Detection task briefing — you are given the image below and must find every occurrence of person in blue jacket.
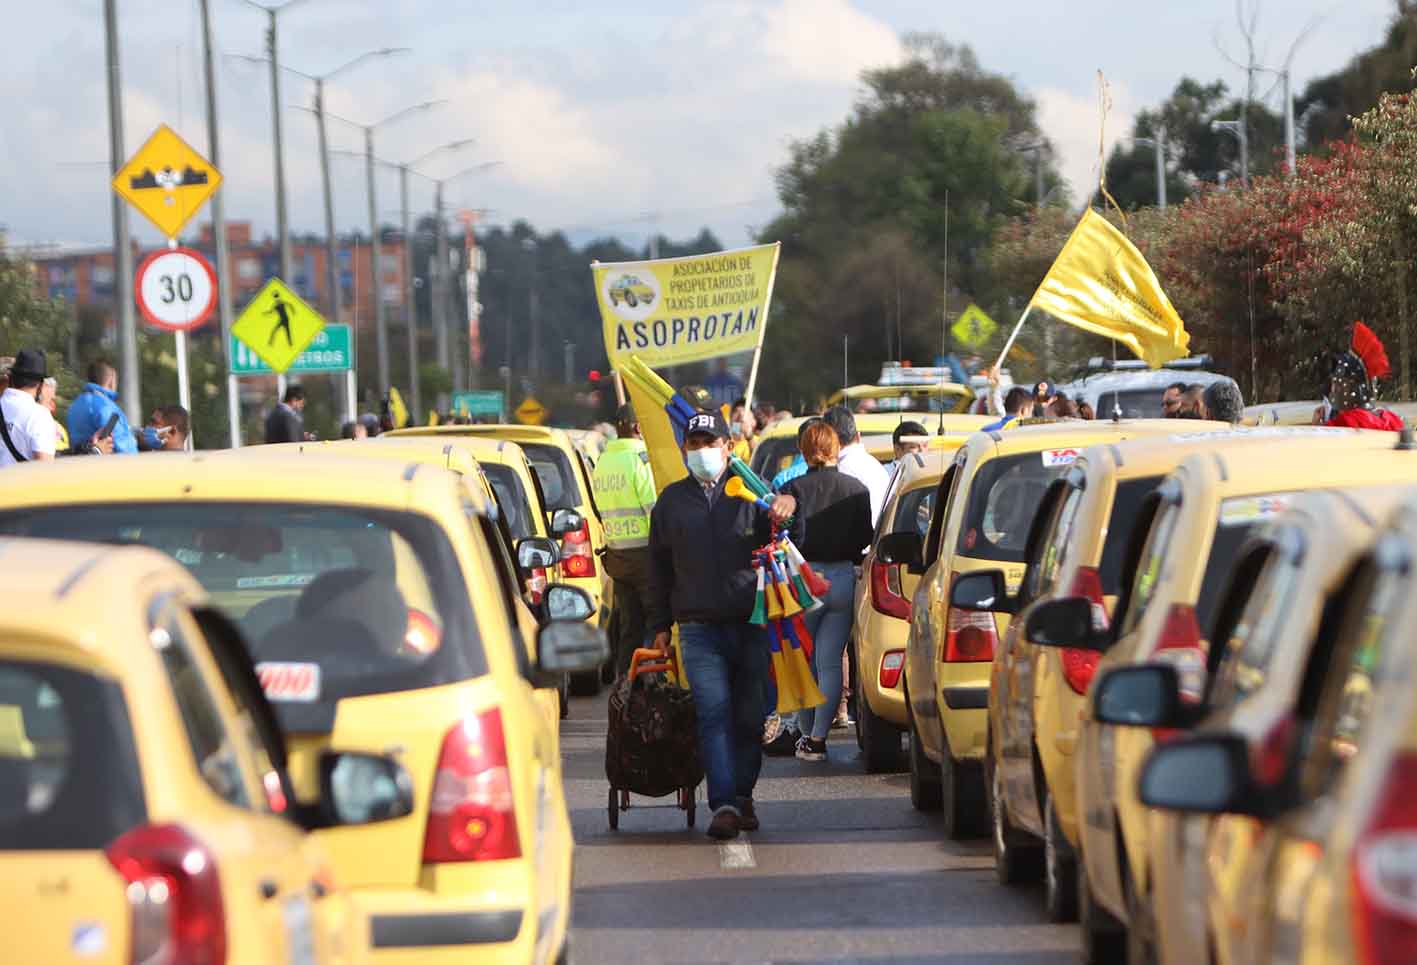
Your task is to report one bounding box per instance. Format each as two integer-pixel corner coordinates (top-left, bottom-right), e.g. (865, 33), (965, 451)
(67, 360), (137, 454)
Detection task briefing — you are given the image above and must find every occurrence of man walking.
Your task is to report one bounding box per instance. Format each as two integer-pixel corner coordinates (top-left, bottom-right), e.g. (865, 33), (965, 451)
(0, 350), (60, 465)
(823, 406), (890, 525)
(648, 409), (798, 840)
(265, 385), (306, 443)
(68, 359), (138, 454)
(593, 404), (658, 675)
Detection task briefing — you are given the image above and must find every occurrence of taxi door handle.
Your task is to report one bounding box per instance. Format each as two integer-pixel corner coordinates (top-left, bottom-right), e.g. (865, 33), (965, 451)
(259, 878), (279, 901)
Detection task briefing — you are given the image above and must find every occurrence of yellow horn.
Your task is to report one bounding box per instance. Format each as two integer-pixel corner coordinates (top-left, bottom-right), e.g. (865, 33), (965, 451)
(725, 476), (754, 502)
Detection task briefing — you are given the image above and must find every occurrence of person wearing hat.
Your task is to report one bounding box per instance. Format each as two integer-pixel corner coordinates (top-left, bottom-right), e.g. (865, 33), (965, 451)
(647, 408), (799, 840)
(592, 403), (659, 675)
(0, 349), (61, 465)
(1033, 380), (1057, 410)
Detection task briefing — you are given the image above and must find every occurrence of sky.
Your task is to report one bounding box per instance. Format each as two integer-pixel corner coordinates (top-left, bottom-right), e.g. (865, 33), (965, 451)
(1, 0), (1398, 253)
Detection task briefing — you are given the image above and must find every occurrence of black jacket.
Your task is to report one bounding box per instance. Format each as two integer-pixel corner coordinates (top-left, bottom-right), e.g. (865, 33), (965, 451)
(647, 472), (803, 632)
(265, 404), (303, 444)
(782, 466), (873, 564)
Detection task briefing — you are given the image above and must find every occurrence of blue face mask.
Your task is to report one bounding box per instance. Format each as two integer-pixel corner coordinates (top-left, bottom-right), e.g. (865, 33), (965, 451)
(141, 427), (162, 449)
(685, 445), (724, 483)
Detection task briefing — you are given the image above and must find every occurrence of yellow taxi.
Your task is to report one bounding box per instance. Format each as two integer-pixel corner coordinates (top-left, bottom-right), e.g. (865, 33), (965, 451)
(878, 418), (1225, 839)
(0, 538), (414, 964)
(853, 446), (974, 772)
(826, 383), (977, 415)
(1135, 486), (1417, 965)
(0, 452), (608, 965)
(749, 413), (991, 482)
(959, 428), (1371, 923)
(388, 424), (613, 691)
(1026, 431), (1417, 964)
(1093, 484), (1413, 965)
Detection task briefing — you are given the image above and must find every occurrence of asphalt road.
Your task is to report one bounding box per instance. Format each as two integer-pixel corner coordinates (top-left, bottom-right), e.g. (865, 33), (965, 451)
(562, 695), (1077, 964)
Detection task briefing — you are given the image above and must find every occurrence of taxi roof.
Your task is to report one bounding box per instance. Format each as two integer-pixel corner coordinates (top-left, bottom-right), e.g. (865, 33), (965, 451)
(388, 423), (574, 449)
(758, 412), (991, 440)
(1175, 430), (1417, 500)
(890, 449), (955, 490)
(1260, 484), (1417, 557)
(1079, 425), (1387, 479)
(0, 539), (198, 668)
(828, 383), (974, 401)
(0, 451), (467, 515)
(960, 417), (1229, 463)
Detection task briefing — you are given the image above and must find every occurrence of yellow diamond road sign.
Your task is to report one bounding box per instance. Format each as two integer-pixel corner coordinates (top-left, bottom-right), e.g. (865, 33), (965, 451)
(112, 124), (222, 240)
(515, 396), (548, 426)
(231, 279), (327, 374)
(952, 303), (998, 349)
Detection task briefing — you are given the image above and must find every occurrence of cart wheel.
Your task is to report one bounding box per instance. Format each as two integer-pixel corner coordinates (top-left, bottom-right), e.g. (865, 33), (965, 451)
(607, 787), (619, 831)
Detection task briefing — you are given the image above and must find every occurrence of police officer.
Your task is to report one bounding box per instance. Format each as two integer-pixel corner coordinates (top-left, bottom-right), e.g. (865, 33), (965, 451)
(592, 404), (659, 674)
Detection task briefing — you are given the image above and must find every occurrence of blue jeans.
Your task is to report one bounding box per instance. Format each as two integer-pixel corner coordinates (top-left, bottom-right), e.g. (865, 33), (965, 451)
(679, 622), (769, 812)
(797, 561), (857, 741)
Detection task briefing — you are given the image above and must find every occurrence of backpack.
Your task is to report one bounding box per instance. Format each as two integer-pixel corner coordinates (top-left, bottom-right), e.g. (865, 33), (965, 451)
(605, 666), (702, 798)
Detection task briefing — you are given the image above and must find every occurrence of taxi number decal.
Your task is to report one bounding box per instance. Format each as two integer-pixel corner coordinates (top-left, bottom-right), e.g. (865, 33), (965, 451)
(256, 662), (321, 702)
(1041, 448), (1080, 467)
(1219, 493), (1297, 526)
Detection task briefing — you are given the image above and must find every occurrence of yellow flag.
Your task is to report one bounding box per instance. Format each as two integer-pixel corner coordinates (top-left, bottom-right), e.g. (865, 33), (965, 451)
(1029, 209), (1189, 368)
(388, 387), (410, 428)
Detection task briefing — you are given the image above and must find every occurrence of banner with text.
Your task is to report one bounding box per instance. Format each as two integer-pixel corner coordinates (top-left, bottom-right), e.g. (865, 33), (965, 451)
(594, 243), (780, 367)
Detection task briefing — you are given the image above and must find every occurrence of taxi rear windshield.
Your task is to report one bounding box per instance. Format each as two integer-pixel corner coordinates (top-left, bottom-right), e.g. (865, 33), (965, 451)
(957, 452), (1073, 563)
(1094, 389), (1165, 419)
(482, 464), (537, 538)
(520, 442), (582, 511)
(0, 504), (486, 734)
(0, 659), (145, 850)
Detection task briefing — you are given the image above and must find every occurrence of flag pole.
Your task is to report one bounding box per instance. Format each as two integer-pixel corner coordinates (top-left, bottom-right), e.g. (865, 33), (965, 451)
(992, 305), (1033, 375)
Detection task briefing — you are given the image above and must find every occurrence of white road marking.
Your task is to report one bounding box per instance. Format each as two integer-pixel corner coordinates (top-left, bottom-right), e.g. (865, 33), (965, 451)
(718, 837), (756, 870)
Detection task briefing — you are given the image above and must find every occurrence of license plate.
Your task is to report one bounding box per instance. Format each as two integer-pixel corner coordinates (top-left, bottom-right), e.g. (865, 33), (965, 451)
(283, 894), (316, 965)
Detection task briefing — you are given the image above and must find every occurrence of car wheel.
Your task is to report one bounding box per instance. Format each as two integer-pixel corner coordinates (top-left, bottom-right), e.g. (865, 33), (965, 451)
(908, 722), (942, 812)
(941, 749), (986, 840)
(989, 751), (1041, 881)
(1079, 853), (1126, 965)
(558, 674), (570, 719)
(626, 291), (638, 308)
(569, 670), (602, 697)
(858, 685), (905, 773)
(1043, 788), (1079, 922)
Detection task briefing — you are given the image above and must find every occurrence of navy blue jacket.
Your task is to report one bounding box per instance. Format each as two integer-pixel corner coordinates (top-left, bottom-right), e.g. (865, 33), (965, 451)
(647, 472), (803, 632)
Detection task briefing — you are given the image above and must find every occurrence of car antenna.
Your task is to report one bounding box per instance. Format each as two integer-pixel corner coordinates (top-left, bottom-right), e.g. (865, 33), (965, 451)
(1110, 339), (1123, 422)
(939, 192), (949, 437)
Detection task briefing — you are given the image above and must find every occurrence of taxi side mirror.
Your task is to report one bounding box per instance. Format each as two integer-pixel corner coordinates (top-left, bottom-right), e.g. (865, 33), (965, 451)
(545, 583), (595, 622)
(876, 532), (924, 574)
(1025, 597), (1109, 651)
(318, 751), (415, 826)
(950, 570), (1017, 615)
(550, 508), (584, 537)
(1093, 664), (1204, 728)
(1138, 734), (1269, 816)
(536, 620), (609, 685)
(517, 536), (560, 572)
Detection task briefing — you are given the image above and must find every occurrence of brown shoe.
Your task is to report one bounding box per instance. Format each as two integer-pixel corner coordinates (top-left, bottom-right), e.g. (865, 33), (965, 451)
(737, 797), (759, 832)
(707, 806), (741, 840)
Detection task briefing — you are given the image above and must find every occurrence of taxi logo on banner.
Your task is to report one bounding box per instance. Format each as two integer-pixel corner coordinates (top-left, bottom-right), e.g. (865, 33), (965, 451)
(112, 124), (222, 240)
(605, 272), (660, 319)
(231, 278), (327, 374)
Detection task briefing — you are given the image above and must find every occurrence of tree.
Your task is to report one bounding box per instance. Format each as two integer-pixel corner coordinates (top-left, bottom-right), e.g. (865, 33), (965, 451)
(1299, 3), (1417, 146)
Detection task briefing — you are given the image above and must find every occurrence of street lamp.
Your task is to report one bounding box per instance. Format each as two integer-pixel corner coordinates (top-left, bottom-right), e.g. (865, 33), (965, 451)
(303, 99), (444, 395)
(1133, 125), (1168, 209)
(429, 162), (501, 395)
(1211, 118), (1249, 189)
(1255, 65), (1297, 176)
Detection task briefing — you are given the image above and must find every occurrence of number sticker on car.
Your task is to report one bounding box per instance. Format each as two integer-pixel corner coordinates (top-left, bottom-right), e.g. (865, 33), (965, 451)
(256, 662), (321, 703)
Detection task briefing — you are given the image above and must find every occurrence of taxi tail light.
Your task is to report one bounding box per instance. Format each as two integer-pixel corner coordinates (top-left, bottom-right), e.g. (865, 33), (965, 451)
(878, 650), (906, 690)
(558, 519), (596, 579)
(525, 569), (548, 606)
(944, 574), (996, 662)
(1149, 603), (1205, 740)
(403, 608), (442, 655)
(1352, 752), (1417, 965)
(870, 560), (912, 621)
(1061, 566), (1106, 695)
(423, 707), (522, 864)
(105, 823), (226, 965)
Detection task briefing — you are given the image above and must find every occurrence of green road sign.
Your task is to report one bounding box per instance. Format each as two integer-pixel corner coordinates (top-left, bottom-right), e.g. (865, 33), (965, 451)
(452, 390), (505, 418)
(230, 324), (351, 375)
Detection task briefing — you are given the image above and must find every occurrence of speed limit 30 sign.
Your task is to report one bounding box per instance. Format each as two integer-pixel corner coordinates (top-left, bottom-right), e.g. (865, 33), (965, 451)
(135, 246), (217, 331)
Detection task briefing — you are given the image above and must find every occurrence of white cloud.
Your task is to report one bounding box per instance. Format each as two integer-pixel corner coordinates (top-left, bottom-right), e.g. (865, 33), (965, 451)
(1035, 80), (1138, 208)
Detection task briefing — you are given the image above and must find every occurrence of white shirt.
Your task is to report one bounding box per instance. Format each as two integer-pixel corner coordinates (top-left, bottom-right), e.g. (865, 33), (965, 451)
(838, 441), (890, 525)
(0, 387), (58, 465)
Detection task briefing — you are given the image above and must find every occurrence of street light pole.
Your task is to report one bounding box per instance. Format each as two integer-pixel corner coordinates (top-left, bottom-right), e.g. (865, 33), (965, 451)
(363, 127), (386, 392)
(400, 165), (419, 419)
(103, 0), (140, 425)
(313, 79), (339, 328)
(1134, 126), (1168, 209)
(198, 0), (238, 446)
(433, 181), (450, 400)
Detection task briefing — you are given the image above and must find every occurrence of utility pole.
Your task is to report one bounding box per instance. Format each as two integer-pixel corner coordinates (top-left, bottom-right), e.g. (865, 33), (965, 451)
(433, 181), (450, 410)
(103, 0), (140, 425)
(266, 11), (292, 282)
(313, 79), (340, 327)
(400, 165), (420, 419)
(198, 0), (238, 446)
(363, 127), (387, 392)
(1134, 125), (1168, 209)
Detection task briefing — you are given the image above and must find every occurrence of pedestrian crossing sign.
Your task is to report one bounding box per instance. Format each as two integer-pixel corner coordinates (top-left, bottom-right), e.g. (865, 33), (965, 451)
(231, 278), (327, 374)
(951, 303), (998, 349)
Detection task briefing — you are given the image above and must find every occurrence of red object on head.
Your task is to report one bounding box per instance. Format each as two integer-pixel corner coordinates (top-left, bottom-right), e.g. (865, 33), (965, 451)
(1353, 322), (1392, 380)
